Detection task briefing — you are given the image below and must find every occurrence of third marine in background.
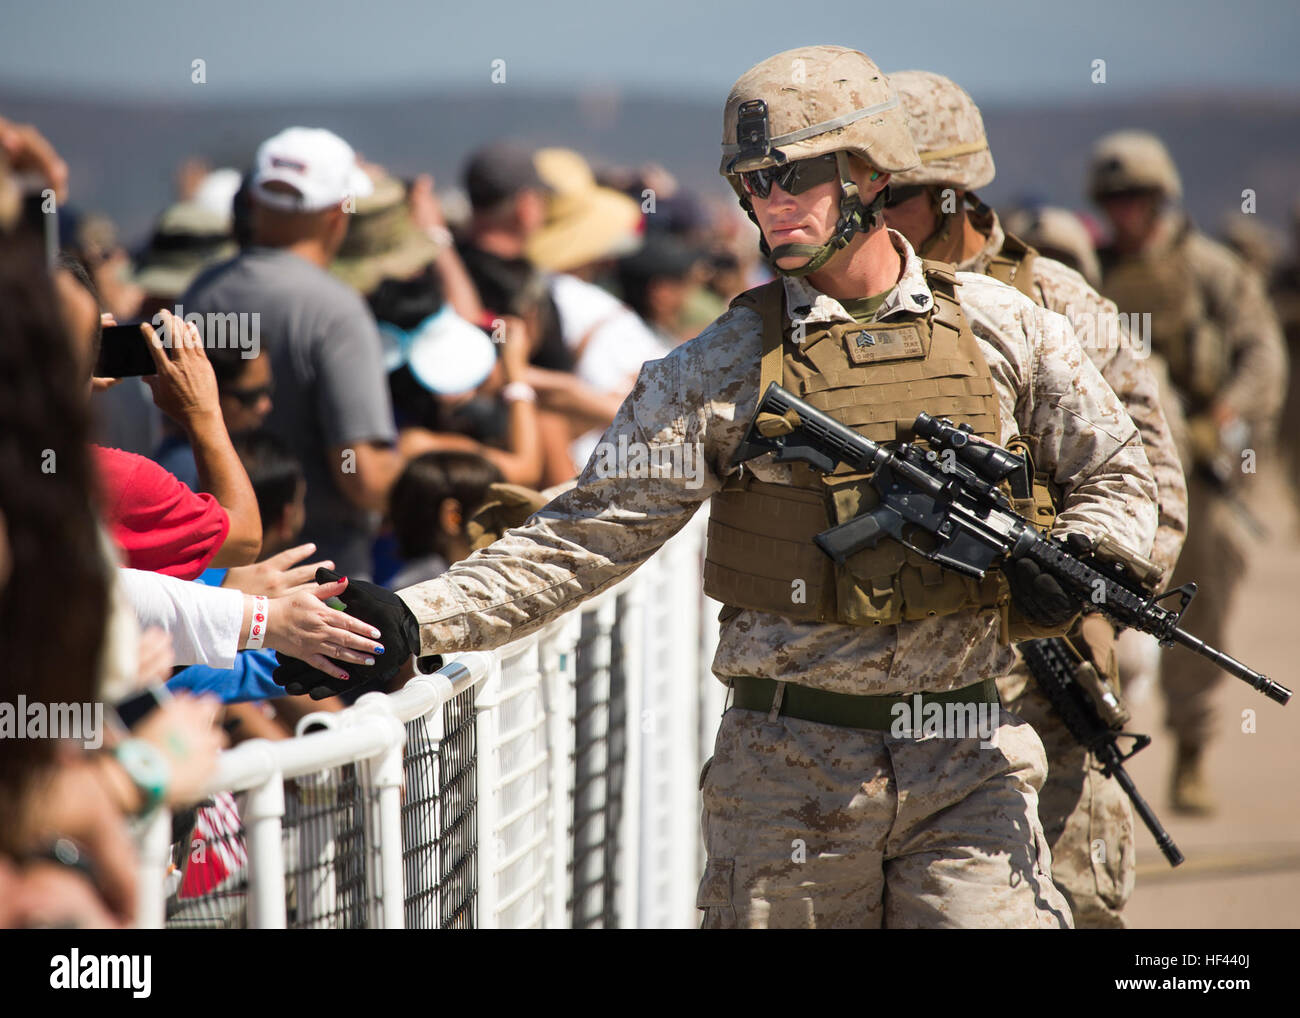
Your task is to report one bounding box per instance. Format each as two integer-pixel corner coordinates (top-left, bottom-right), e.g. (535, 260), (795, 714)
(1087, 130), (1287, 815)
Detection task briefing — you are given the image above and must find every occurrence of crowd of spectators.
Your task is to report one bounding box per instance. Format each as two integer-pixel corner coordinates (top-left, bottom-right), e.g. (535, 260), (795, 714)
(0, 112), (762, 927)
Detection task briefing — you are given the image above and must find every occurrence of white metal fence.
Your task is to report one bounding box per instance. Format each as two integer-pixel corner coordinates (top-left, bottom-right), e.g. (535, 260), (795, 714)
(137, 510), (726, 929)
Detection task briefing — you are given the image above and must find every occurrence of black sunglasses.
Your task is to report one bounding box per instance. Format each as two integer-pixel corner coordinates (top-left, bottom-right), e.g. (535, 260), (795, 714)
(226, 383), (273, 408)
(739, 153), (840, 200)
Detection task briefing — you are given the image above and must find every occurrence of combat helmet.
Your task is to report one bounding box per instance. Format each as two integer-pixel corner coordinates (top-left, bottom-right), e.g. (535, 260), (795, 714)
(885, 69), (995, 256)
(1088, 130), (1183, 202)
(888, 70), (995, 193)
(720, 45), (919, 275)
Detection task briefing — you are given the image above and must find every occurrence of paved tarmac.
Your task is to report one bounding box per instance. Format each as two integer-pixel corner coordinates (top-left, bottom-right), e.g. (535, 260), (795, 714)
(1122, 466), (1300, 929)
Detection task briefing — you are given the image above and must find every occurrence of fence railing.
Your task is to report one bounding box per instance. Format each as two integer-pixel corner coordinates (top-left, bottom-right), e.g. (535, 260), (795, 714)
(136, 509), (726, 929)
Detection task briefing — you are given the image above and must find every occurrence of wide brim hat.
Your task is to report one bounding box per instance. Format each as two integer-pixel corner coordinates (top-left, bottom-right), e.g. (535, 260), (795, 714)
(380, 304), (497, 397)
(132, 201), (237, 299)
(526, 148), (643, 272)
(332, 175), (442, 295)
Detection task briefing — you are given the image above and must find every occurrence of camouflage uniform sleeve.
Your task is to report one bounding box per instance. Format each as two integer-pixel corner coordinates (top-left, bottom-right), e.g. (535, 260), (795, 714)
(395, 321), (742, 656)
(1035, 258), (1187, 583)
(1014, 296), (1159, 557)
(1139, 355), (1191, 583)
(1190, 233), (1288, 432)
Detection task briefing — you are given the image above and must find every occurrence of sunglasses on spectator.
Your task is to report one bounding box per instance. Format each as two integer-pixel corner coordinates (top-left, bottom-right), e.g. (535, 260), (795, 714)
(226, 384), (273, 408)
(739, 153), (840, 200)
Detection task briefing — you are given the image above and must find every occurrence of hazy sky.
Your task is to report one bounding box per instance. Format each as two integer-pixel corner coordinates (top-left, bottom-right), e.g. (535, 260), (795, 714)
(5, 0), (1299, 104)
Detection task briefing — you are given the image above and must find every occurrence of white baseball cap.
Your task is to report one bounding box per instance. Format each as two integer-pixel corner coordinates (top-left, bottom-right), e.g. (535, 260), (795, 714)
(251, 127), (374, 212)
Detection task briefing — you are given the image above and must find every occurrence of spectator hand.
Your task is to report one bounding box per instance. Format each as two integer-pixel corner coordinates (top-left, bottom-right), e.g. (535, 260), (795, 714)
(408, 172), (448, 234)
(136, 627), (175, 684)
(90, 312), (124, 392)
(7, 857), (126, 929)
(265, 575), (392, 696)
(132, 693), (226, 806)
(222, 543), (336, 597)
(273, 568), (419, 701)
(500, 315), (531, 382)
(141, 310), (222, 429)
(29, 759), (141, 923)
(0, 116), (69, 201)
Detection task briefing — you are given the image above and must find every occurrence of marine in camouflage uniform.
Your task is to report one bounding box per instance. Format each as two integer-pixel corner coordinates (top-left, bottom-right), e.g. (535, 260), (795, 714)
(882, 71), (1188, 928)
(1089, 130), (1287, 814)
(1268, 201), (1300, 504)
(393, 47), (1157, 928)
(1003, 206), (1195, 715)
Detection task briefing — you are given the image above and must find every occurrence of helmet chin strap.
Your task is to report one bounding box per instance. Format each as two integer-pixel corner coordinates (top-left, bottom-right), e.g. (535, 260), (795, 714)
(746, 152), (886, 278)
(917, 186), (971, 260)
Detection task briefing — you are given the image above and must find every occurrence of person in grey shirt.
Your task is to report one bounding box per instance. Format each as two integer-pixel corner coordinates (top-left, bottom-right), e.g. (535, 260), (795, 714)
(182, 128), (400, 577)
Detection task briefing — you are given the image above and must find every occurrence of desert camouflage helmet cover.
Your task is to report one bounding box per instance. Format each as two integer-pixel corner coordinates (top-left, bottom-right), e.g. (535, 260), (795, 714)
(1004, 205), (1102, 287)
(719, 45), (919, 185)
(887, 70), (995, 192)
(1088, 129), (1183, 201)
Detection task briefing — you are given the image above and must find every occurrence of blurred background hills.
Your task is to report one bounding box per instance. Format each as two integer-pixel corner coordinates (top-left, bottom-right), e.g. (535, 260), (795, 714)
(3, 84), (1296, 248)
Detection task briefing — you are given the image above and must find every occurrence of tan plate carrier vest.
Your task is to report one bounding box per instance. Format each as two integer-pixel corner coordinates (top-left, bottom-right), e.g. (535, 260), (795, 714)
(1099, 223), (1227, 412)
(703, 262), (1058, 634)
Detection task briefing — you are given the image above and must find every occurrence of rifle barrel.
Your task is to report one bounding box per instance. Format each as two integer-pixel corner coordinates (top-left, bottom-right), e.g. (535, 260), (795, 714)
(1168, 627), (1292, 705)
(1101, 748), (1185, 867)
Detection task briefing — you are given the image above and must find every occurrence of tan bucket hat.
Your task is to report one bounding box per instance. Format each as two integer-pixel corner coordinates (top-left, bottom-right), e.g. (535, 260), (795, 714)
(133, 201), (237, 299)
(331, 175), (442, 295)
(526, 148), (643, 273)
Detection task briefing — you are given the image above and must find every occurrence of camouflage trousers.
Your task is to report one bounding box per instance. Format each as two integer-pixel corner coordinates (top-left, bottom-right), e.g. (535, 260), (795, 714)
(1161, 475), (1250, 747)
(695, 697), (1074, 929)
(998, 666), (1136, 929)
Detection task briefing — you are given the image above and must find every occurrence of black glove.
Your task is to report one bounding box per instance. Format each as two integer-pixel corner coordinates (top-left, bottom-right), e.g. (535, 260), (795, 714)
(1004, 542), (1084, 629)
(273, 567), (422, 701)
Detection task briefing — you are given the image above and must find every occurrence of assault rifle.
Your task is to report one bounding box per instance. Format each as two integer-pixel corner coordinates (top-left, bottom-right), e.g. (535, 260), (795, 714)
(1019, 637), (1183, 866)
(733, 382), (1291, 706)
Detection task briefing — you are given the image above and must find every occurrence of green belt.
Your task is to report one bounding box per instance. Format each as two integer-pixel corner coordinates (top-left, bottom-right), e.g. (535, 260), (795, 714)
(731, 675), (1000, 731)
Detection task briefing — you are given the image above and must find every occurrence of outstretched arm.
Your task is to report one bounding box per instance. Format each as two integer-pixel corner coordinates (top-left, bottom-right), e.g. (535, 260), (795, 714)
(396, 344), (720, 656)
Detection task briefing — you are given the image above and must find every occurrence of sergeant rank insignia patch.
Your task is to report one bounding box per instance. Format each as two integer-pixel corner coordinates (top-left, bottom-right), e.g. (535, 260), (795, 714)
(842, 322), (926, 364)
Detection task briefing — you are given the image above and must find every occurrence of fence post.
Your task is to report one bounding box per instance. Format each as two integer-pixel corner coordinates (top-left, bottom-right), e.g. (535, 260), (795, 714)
(134, 806), (172, 929)
(540, 615), (578, 929)
(616, 580), (644, 930)
(241, 742), (287, 929)
(354, 700), (408, 929)
(469, 653), (504, 927)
